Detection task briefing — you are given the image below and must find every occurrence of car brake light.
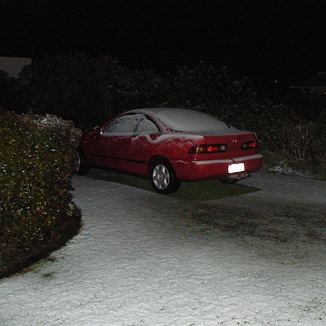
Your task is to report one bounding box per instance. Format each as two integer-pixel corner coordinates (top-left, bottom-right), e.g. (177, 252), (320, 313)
(188, 144), (227, 154)
(241, 140), (258, 149)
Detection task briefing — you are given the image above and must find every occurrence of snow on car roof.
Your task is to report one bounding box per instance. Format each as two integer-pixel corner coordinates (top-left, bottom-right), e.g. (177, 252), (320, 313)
(130, 108), (240, 135)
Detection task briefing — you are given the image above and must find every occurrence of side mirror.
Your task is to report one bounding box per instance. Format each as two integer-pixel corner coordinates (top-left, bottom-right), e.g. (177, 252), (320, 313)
(93, 126), (101, 134)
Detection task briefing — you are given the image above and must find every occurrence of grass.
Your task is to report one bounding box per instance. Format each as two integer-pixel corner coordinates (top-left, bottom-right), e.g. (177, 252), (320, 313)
(85, 168), (260, 200)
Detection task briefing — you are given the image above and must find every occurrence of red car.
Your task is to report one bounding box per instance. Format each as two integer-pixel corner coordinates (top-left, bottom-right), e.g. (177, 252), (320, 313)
(75, 108), (263, 194)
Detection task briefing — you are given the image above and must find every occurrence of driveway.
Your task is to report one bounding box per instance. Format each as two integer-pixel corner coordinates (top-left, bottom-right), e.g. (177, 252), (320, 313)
(201, 172), (326, 243)
(238, 171), (326, 205)
(0, 172), (325, 326)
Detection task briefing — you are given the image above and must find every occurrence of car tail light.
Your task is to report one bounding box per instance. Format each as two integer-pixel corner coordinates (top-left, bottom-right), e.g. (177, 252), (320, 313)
(188, 144), (227, 154)
(241, 140), (258, 150)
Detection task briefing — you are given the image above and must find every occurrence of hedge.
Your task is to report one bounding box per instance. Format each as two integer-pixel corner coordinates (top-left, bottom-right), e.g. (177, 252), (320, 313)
(0, 112), (81, 247)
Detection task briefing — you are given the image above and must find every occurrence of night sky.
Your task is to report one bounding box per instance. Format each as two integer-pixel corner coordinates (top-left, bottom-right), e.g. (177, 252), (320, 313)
(1, 0), (326, 89)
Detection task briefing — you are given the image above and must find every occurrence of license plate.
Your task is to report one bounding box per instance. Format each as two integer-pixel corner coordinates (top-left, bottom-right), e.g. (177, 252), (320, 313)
(228, 163), (245, 173)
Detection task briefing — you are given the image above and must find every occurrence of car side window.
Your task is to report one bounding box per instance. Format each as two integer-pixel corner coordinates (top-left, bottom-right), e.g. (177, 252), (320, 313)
(135, 116), (160, 133)
(103, 114), (141, 134)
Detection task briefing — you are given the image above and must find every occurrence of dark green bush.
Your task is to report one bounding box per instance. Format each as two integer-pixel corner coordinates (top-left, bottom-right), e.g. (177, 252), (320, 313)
(18, 53), (165, 129)
(0, 112), (81, 247)
(164, 63), (255, 111)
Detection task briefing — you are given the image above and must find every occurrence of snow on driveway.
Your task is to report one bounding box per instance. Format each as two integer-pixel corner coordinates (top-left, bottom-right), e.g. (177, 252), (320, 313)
(0, 172), (325, 326)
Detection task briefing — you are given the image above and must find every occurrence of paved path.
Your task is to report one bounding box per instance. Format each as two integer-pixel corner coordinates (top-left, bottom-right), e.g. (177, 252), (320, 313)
(239, 171), (326, 205)
(203, 172), (326, 244)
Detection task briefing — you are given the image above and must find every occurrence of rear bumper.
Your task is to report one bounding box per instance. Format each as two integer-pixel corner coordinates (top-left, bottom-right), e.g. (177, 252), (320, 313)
(172, 154), (263, 181)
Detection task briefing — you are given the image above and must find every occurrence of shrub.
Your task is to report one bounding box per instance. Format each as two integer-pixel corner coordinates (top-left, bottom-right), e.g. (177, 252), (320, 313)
(260, 111), (326, 178)
(0, 112), (81, 247)
(12, 54), (326, 177)
(278, 120), (315, 161)
(164, 63), (254, 113)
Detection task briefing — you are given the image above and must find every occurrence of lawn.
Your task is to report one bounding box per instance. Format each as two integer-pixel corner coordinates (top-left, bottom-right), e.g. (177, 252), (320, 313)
(85, 168), (260, 200)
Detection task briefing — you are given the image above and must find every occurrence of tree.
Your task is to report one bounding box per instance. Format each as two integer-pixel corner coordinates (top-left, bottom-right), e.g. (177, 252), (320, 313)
(18, 52), (171, 129)
(0, 70), (24, 114)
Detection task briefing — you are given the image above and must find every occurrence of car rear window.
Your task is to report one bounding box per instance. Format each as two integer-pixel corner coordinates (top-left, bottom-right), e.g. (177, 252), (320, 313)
(156, 109), (232, 134)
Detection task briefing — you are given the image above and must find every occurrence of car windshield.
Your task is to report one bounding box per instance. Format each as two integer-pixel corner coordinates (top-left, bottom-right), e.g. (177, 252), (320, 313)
(103, 113), (159, 134)
(156, 109), (232, 134)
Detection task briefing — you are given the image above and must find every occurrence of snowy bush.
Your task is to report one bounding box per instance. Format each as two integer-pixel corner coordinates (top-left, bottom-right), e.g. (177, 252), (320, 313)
(0, 112), (81, 246)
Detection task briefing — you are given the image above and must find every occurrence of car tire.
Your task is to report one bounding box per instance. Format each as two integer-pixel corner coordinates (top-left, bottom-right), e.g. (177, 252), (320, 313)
(219, 177), (239, 184)
(74, 149), (90, 175)
(150, 160), (181, 194)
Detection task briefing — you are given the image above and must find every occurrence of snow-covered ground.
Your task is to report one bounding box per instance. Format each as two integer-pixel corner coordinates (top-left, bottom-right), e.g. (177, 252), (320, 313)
(0, 172), (325, 326)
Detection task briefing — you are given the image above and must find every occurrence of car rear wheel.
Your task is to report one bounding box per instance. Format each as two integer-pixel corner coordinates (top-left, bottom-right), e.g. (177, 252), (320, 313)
(74, 149), (90, 175)
(150, 160), (181, 194)
(219, 177), (239, 184)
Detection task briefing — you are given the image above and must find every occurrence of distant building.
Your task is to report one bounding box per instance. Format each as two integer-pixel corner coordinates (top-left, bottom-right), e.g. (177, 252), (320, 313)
(290, 72), (326, 95)
(0, 56), (32, 77)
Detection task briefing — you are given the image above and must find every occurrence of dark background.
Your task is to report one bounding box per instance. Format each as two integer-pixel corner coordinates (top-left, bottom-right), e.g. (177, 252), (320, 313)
(1, 0), (326, 90)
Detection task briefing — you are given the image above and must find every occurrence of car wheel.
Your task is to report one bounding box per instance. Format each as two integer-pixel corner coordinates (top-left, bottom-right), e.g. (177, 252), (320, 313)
(150, 160), (181, 194)
(74, 149), (90, 175)
(219, 177), (239, 184)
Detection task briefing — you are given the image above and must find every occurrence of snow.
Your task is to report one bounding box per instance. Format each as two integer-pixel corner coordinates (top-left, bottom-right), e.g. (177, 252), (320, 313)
(1, 173), (326, 326)
(155, 109), (236, 135)
(130, 108), (246, 135)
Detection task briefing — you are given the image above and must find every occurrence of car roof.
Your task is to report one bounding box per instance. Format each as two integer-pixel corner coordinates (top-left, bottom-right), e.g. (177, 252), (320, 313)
(125, 108), (242, 135)
(126, 107), (183, 115)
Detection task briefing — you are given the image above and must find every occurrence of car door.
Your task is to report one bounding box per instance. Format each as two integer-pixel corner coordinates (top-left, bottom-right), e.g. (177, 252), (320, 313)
(128, 114), (161, 174)
(92, 114), (141, 170)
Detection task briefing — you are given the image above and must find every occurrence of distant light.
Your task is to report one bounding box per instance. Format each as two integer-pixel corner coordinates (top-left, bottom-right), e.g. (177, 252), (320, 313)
(274, 79), (278, 83)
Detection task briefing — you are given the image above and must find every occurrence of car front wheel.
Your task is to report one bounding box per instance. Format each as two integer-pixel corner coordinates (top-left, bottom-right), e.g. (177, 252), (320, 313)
(74, 149), (90, 175)
(150, 160), (181, 194)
